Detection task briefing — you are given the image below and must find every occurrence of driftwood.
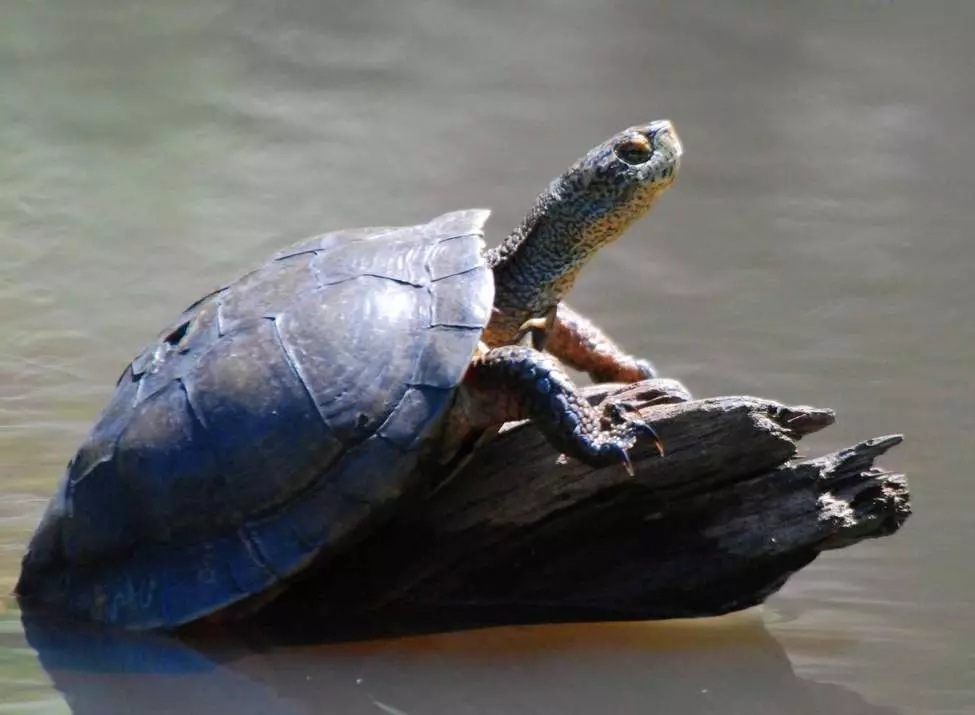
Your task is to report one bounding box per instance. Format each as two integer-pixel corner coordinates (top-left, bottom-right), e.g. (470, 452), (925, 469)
(253, 379), (910, 641)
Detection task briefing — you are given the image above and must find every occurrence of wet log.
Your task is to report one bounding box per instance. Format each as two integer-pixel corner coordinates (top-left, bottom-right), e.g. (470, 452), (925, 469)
(256, 379), (910, 640)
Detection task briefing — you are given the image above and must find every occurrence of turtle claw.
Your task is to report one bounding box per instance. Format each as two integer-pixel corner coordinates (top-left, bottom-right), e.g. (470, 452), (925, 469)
(605, 400), (666, 457)
(632, 359), (658, 380)
(620, 449), (635, 477)
(515, 308), (557, 351)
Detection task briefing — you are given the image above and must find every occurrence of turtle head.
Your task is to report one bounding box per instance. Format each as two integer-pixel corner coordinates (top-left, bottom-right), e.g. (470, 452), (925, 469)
(484, 120), (682, 343)
(546, 120), (682, 248)
(491, 120), (682, 273)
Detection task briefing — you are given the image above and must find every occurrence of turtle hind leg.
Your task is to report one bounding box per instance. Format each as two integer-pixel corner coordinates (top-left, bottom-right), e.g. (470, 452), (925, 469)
(461, 345), (663, 472)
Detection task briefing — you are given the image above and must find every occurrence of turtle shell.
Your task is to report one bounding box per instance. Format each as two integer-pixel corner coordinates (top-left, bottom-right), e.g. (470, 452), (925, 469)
(17, 209), (494, 629)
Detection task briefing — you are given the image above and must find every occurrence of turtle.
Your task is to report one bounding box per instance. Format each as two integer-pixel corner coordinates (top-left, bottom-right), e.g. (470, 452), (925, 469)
(16, 120), (683, 630)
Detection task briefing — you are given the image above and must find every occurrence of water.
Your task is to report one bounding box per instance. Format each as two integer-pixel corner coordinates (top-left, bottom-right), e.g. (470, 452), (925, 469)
(1, 1), (971, 712)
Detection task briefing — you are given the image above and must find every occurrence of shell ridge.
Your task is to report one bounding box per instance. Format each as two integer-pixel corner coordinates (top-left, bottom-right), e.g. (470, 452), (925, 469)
(238, 524), (281, 579)
(267, 315), (336, 437)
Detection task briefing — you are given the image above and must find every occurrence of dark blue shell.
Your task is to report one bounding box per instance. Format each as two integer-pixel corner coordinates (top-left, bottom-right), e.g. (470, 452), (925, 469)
(17, 209), (494, 629)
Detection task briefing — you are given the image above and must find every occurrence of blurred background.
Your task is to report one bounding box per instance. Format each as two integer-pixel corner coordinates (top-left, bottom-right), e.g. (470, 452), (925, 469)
(1, 1), (972, 713)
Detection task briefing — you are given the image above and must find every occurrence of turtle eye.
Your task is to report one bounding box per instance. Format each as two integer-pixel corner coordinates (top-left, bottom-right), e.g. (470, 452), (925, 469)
(614, 133), (653, 165)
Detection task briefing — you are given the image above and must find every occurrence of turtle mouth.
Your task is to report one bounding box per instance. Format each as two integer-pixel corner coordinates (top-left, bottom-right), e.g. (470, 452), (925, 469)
(650, 121), (682, 162)
(646, 121), (682, 182)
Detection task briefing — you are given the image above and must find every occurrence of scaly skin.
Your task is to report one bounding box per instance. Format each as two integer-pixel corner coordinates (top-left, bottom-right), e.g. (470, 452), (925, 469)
(482, 120), (681, 347)
(549, 303), (657, 384)
(453, 121), (682, 470)
(464, 346), (661, 471)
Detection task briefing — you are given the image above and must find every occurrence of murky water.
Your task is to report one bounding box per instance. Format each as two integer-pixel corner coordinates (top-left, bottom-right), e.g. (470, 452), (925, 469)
(1, 1), (972, 712)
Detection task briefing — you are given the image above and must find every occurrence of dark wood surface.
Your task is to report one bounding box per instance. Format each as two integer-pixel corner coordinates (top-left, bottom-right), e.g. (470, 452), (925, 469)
(256, 379), (909, 641)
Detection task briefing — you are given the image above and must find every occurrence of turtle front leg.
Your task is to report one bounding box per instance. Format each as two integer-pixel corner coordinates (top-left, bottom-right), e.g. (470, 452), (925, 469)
(543, 304), (657, 384)
(461, 345), (663, 473)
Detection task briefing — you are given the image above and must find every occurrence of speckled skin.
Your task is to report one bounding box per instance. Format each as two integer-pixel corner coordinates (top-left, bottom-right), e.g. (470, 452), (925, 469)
(482, 120), (681, 347)
(549, 303), (657, 383)
(458, 121), (681, 464)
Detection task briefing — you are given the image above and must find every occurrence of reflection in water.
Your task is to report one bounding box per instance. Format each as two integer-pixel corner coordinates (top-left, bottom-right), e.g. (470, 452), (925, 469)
(17, 610), (896, 715)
